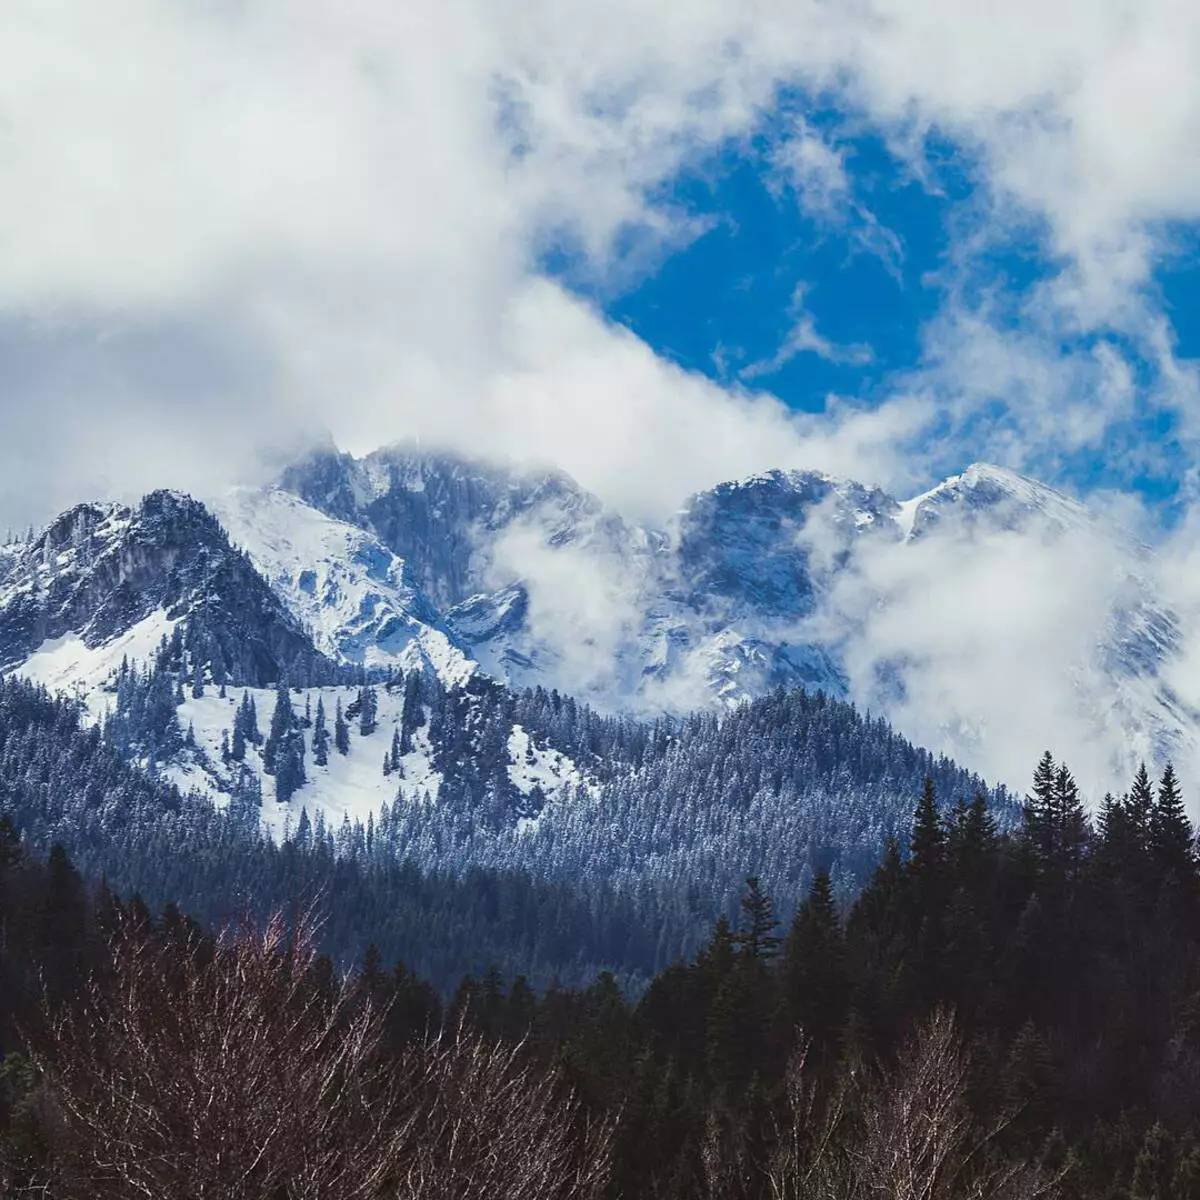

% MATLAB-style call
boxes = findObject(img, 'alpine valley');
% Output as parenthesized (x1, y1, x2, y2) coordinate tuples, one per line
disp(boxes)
(0, 443, 1187, 986)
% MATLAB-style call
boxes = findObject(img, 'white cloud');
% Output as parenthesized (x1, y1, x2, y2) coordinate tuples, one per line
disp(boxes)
(743, 282, 875, 378)
(3, 0, 1200, 531)
(801, 495, 1178, 800)
(5, 0, 1200, 795)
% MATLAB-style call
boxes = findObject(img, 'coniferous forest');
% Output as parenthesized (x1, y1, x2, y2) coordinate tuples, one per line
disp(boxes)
(4, 750, 1200, 1197)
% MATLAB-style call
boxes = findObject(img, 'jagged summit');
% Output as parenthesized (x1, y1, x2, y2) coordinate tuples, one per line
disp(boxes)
(0, 489, 330, 689)
(897, 462, 1097, 542)
(0, 448, 1193, 790)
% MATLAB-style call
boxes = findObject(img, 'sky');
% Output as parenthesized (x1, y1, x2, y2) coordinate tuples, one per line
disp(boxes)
(5, 0, 1200, 793)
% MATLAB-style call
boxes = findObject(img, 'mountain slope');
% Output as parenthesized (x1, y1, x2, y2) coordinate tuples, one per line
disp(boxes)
(211, 486, 474, 683)
(0, 491, 332, 690)
(277, 449, 1193, 788)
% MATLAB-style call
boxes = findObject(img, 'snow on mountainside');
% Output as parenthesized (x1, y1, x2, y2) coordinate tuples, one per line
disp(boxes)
(1, 448, 1194, 797)
(277, 448, 1198, 792)
(0, 491, 327, 687)
(211, 487, 474, 685)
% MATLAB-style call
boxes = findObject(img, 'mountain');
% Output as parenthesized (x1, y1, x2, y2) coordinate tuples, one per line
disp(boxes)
(0, 447, 1188, 797)
(272, 449, 1191, 788)
(0, 490, 333, 692)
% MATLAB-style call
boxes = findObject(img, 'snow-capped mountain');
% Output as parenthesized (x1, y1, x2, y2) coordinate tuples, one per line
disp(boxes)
(211, 487, 474, 685)
(0, 490, 329, 690)
(0, 447, 1192, 795)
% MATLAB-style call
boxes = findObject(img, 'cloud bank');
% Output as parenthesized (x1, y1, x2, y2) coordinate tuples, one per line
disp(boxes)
(3, 0, 1200, 525)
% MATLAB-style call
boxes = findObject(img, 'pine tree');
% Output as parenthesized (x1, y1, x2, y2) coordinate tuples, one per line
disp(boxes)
(909, 776, 946, 892)
(312, 697, 330, 767)
(948, 790, 996, 887)
(190, 659, 204, 699)
(230, 718, 246, 763)
(1151, 762, 1196, 890)
(780, 868, 845, 1051)
(359, 687, 378, 737)
(335, 697, 350, 756)
(735, 876, 781, 961)
(1127, 761, 1155, 852)
(1025, 750, 1057, 859)
(1049, 761, 1088, 878)
(263, 682, 295, 777)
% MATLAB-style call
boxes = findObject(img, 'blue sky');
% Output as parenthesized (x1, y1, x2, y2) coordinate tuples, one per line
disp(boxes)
(2, 1, 1200, 533)
(551, 110, 1195, 522)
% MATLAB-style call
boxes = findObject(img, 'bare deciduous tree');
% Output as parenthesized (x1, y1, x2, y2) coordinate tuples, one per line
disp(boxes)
(764, 1012, 1064, 1200)
(18, 912, 610, 1200)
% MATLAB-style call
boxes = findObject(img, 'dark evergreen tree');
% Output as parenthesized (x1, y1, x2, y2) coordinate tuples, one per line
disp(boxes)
(358, 687, 378, 737)
(1151, 762, 1195, 890)
(780, 868, 845, 1053)
(263, 683, 296, 777)
(230, 718, 246, 763)
(735, 876, 781, 961)
(909, 776, 946, 897)
(312, 697, 330, 767)
(1127, 761, 1156, 852)
(1024, 750, 1057, 860)
(335, 697, 350, 756)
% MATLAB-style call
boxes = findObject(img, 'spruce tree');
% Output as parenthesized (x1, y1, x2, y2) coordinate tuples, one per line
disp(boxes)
(359, 687, 378, 737)
(312, 697, 330, 767)
(735, 876, 781, 961)
(263, 682, 295, 777)
(335, 697, 350, 756)
(1127, 761, 1155, 852)
(1025, 750, 1056, 860)
(780, 868, 846, 1051)
(909, 776, 946, 892)
(1151, 762, 1196, 889)
(230, 718, 246, 763)
(1050, 761, 1088, 878)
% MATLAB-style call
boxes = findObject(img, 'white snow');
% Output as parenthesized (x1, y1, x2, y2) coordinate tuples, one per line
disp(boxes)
(20, 610, 179, 717)
(507, 724, 583, 798)
(211, 487, 474, 685)
(171, 683, 445, 839)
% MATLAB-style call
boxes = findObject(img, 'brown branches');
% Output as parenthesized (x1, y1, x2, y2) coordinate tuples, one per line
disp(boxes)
(20, 912, 610, 1200)
(761, 1012, 1064, 1200)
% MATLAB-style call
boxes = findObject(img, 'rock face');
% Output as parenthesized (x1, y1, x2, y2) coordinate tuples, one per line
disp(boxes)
(273, 449, 1198, 785)
(0, 448, 1193, 789)
(0, 490, 330, 686)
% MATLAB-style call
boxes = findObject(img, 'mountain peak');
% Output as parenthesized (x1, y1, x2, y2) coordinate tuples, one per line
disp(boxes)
(897, 462, 1092, 541)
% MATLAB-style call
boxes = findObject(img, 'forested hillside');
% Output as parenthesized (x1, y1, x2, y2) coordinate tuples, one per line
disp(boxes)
(4, 755, 1200, 1198)
(0, 657, 1002, 987)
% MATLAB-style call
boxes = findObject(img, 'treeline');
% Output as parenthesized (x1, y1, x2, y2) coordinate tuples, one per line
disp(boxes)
(0, 663, 1005, 987)
(7, 753, 1200, 1196)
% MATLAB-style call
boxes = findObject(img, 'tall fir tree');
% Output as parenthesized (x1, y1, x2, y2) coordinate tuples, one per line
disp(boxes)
(780, 867, 846, 1052)
(262, 682, 295, 777)
(312, 697, 330, 767)
(1025, 750, 1057, 860)
(1127, 761, 1155, 853)
(734, 876, 781, 961)
(1151, 762, 1196, 890)
(909, 776, 946, 895)
(335, 697, 350, 756)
